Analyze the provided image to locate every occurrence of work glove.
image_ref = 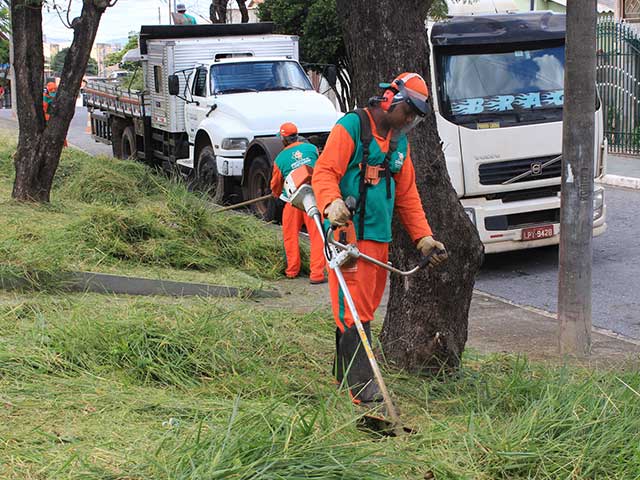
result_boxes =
[325,198,351,226]
[416,236,448,267]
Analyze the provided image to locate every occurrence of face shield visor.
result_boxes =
[387,79,431,134]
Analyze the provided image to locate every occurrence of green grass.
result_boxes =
[1,292,639,479]
[0,133,302,289]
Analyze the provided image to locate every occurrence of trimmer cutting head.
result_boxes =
[359,413,415,437]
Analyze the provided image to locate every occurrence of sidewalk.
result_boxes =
[600,153,640,189]
[263,276,640,365]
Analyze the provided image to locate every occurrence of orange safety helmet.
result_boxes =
[278,122,298,138]
[278,122,299,143]
[378,72,430,117]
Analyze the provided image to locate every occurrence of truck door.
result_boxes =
[184,65,210,143]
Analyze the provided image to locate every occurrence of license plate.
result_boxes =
[521,225,554,241]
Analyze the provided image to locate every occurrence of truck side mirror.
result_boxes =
[168,75,180,96]
[325,65,337,87]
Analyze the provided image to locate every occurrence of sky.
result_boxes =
[42,0,218,44]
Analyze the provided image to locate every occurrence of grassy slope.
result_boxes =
[1,292,639,479]
[1,136,639,478]
[0,134,303,290]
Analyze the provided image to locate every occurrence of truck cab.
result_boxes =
[84,23,339,219]
[178,56,339,209]
[429,11,607,253]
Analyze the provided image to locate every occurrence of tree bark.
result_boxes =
[210,0,227,23]
[237,0,249,23]
[336,0,484,373]
[11,0,112,202]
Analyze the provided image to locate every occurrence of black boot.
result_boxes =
[333,327,344,384]
[337,323,382,404]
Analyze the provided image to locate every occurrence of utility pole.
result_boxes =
[168,0,172,24]
[158,6,161,24]
[558,1,597,356]
[530,0,535,10]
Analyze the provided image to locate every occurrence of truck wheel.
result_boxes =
[246,155,277,222]
[120,126,136,160]
[195,145,226,204]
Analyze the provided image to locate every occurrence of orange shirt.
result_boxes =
[312,109,432,243]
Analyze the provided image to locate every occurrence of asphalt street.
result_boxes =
[476,185,640,340]
[2,105,639,340]
[0,104,111,157]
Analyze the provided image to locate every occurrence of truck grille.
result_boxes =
[479,155,562,185]
[485,208,560,231]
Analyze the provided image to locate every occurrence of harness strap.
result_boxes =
[351,108,398,240]
[353,109,372,240]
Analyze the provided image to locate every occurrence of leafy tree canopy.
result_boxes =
[0,38,8,65]
[51,47,98,77]
[257,0,341,68]
[105,32,138,71]
[258,0,450,65]
[0,1,9,64]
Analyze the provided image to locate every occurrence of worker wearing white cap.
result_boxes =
[174,3,197,24]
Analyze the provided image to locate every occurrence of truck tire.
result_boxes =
[120,126,136,160]
[246,155,278,222]
[194,144,227,204]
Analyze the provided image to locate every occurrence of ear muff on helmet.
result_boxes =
[379,87,398,112]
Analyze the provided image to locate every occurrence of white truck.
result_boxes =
[429,10,606,253]
[85,15,606,254]
[83,23,339,220]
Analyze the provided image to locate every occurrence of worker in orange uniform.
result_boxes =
[312,72,448,405]
[43,82,68,147]
[270,122,327,284]
[42,82,58,121]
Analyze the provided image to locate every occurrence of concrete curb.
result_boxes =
[474,289,640,347]
[597,174,640,190]
[0,271,281,299]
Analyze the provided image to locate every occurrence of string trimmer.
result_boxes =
[210,194,272,214]
[283,166,445,436]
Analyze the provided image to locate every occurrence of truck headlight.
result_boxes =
[221,137,249,150]
[464,207,476,226]
[593,189,604,221]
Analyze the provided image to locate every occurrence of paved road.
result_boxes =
[476,185,640,340]
[0,104,111,157]
[3,105,640,340]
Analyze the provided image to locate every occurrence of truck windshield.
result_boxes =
[211,61,313,94]
[437,43,565,126]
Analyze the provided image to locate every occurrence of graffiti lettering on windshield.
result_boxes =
[451,89,564,115]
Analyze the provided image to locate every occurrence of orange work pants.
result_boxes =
[328,240,389,332]
[282,202,326,281]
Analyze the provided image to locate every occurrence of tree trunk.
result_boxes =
[336,0,484,373]
[210,0,227,23]
[237,0,249,23]
[11,0,111,202]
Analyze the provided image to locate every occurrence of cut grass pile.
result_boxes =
[1,292,639,479]
[0,134,299,288]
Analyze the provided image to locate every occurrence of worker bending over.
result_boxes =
[270,122,327,284]
[312,72,448,404]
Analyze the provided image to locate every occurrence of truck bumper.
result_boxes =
[217,155,244,177]
[462,187,607,254]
